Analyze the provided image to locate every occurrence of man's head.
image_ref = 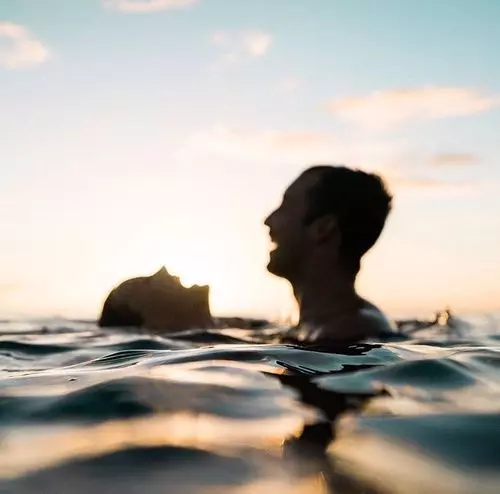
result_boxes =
[264,165,392,283]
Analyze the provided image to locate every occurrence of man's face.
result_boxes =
[264,172,319,280]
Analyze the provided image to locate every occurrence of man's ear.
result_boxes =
[310,214,338,243]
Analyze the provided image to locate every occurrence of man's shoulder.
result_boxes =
[283,299,396,345]
[307,300,395,344]
[356,300,395,338]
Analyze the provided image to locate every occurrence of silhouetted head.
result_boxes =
[98,267,213,331]
[264,165,392,283]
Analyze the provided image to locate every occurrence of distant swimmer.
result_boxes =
[264,165,394,345]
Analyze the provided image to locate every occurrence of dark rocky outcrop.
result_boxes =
[98,267,214,332]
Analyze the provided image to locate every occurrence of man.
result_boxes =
[264,165,394,344]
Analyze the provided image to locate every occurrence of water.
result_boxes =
[1,316,500,493]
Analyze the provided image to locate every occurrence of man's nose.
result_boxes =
[264,210,275,228]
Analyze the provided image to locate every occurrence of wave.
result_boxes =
[0,318,499,493]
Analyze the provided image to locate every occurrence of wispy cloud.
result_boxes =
[242,31,273,57]
[0,22,50,69]
[175,125,484,196]
[174,125,405,176]
[103,0,197,13]
[387,175,484,197]
[393,177,464,189]
[429,153,481,167]
[325,86,500,130]
[211,30,273,68]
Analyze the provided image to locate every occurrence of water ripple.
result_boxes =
[0,318,499,493]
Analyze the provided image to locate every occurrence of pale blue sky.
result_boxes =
[1,0,499,318]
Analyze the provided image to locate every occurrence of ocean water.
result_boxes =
[1,316,500,494]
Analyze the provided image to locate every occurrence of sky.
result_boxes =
[1,0,499,319]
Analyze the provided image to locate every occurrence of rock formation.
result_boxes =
[98,267,214,332]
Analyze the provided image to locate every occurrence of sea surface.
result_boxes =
[1,316,500,494]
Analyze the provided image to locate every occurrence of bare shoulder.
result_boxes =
[297,299,395,344]
[356,299,395,338]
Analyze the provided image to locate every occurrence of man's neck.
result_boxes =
[291,265,360,329]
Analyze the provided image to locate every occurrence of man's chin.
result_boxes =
[267,254,285,278]
[266,261,276,275]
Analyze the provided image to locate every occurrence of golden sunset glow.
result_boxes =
[1,1,499,320]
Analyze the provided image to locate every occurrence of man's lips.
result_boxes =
[269,234,278,252]
[268,229,279,252]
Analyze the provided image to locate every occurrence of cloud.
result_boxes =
[388,175,483,196]
[103,0,197,12]
[393,177,455,188]
[429,153,481,167]
[0,22,50,69]
[172,125,489,199]
[211,30,273,67]
[174,125,484,197]
[241,31,272,57]
[173,125,405,176]
[325,86,500,130]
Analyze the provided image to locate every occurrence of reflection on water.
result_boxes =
[0,317,499,493]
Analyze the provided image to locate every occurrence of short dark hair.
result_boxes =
[303,165,392,273]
